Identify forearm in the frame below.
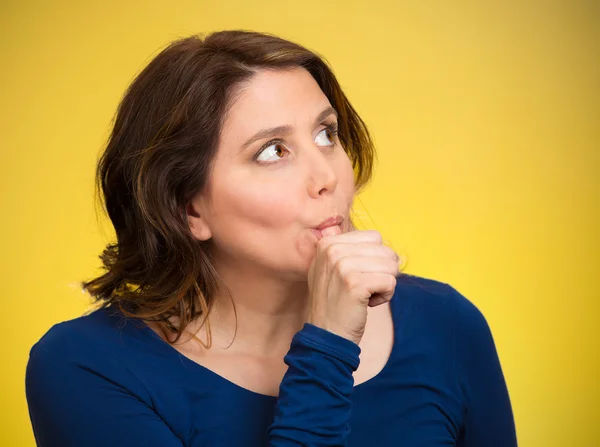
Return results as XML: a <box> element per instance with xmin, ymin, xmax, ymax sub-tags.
<box><xmin>268</xmin><ymin>323</ymin><xmax>361</xmax><ymax>446</ymax></box>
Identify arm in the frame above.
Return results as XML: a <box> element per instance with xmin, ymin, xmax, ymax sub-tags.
<box><xmin>26</xmin><ymin>323</ymin><xmax>360</xmax><ymax>447</ymax></box>
<box><xmin>452</xmin><ymin>287</ymin><xmax>518</xmax><ymax>446</ymax></box>
<box><xmin>268</xmin><ymin>323</ymin><xmax>361</xmax><ymax>446</ymax></box>
<box><xmin>25</xmin><ymin>339</ymin><xmax>184</xmax><ymax>447</ymax></box>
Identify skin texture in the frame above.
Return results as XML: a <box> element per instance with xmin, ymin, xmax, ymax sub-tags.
<box><xmin>190</xmin><ymin>67</ymin><xmax>355</xmax><ymax>278</ymax></box>
<box><xmin>186</xmin><ymin>67</ymin><xmax>357</xmax><ymax>355</ymax></box>
<box><xmin>155</xmin><ymin>67</ymin><xmax>396</xmax><ymax>396</ymax></box>
<box><xmin>307</xmin><ymin>225</ymin><xmax>399</xmax><ymax>344</ymax></box>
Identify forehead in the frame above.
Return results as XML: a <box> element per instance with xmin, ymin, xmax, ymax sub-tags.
<box><xmin>221</xmin><ymin>67</ymin><xmax>331</xmax><ymax>145</ymax></box>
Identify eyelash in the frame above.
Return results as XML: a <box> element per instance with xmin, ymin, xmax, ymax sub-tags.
<box><xmin>253</xmin><ymin>121</ymin><xmax>340</xmax><ymax>164</ymax></box>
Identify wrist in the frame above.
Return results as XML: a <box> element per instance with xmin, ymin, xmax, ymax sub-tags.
<box><xmin>306</xmin><ymin>318</ymin><xmax>362</xmax><ymax>346</ymax></box>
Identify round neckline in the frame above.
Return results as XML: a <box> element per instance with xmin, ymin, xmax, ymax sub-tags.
<box><xmin>121</xmin><ymin>294</ymin><xmax>401</xmax><ymax>400</ymax></box>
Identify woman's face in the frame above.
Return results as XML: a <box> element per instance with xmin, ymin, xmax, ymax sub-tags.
<box><xmin>188</xmin><ymin>67</ymin><xmax>356</xmax><ymax>279</ymax></box>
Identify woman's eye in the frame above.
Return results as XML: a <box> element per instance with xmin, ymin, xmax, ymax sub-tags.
<box><xmin>255</xmin><ymin>124</ymin><xmax>337</xmax><ymax>164</ymax></box>
<box><xmin>255</xmin><ymin>142</ymin><xmax>288</xmax><ymax>163</ymax></box>
<box><xmin>315</xmin><ymin>128</ymin><xmax>335</xmax><ymax>147</ymax></box>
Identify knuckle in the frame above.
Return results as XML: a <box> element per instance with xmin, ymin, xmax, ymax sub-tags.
<box><xmin>324</xmin><ymin>243</ymin><xmax>342</xmax><ymax>262</ymax></box>
<box><xmin>342</xmin><ymin>271</ymin><xmax>358</xmax><ymax>290</ymax></box>
<box><xmin>388</xmin><ymin>258</ymin><xmax>400</xmax><ymax>273</ymax></box>
<box><xmin>316</xmin><ymin>237</ymin><xmax>330</xmax><ymax>251</ymax></box>
<box><xmin>382</xmin><ymin>245</ymin><xmax>396</xmax><ymax>259</ymax></box>
<box><xmin>368</xmin><ymin>230</ymin><xmax>383</xmax><ymax>244</ymax></box>
<box><xmin>334</xmin><ymin>256</ymin><xmax>349</xmax><ymax>276</ymax></box>
<box><xmin>388</xmin><ymin>274</ymin><xmax>397</xmax><ymax>290</ymax></box>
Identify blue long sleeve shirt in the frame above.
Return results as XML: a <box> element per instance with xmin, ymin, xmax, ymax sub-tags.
<box><xmin>25</xmin><ymin>274</ymin><xmax>518</xmax><ymax>446</ymax></box>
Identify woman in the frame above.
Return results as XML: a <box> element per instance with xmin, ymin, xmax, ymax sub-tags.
<box><xmin>25</xmin><ymin>30</ymin><xmax>517</xmax><ymax>446</ymax></box>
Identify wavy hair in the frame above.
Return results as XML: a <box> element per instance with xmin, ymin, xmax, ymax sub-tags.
<box><xmin>81</xmin><ymin>29</ymin><xmax>388</xmax><ymax>347</ymax></box>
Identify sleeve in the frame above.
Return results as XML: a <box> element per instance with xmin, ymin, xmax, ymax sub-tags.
<box><xmin>25</xmin><ymin>336</ymin><xmax>184</xmax><ymax>447</ymax></box>
<box><xmin>268</xmin><ymin>323</ymin><xmax>361</xmax><ymax>446</ymax></box>
<box><xmin>452</xmin><ymin>287</ymin><xmax>518</xmax><ymax>446</ymax></box>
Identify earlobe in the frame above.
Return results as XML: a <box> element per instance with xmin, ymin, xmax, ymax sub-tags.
<box><xmin>186</xmin><ymin>201</ymin><xmax>213</xmax><ymax>241</ymax></box>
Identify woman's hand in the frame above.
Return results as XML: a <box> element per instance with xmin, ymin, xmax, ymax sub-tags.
<box><xmin>307</xmin><ymin>226</ymin><xmax>399</xmax><ymax>345</ymax></box>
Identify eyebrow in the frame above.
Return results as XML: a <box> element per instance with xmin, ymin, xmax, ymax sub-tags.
<box><xmin>240</xmin><ymin>106</ymin><xmax>338</xmax><ymax>151</ymax></box>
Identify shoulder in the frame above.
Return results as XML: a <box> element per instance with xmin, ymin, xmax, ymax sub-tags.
<box><xmin>392</xmin><ymin>272</ymin><xmax>492</xmax><ymax>340</ymax></box>
<box><xmin>393</xmin><ymin>272</ymin><xmax>479</xmax><ymax>313</ymax></box>
<box><xmin>391</xmin><ymin>273</ymin><xmax>501</xmax><ymax>385</ymax></box>
<box><xmin>24</xmin><ymin>308</ymin><xmax>190</xmax><ymax>446</ymax></box>
<box><xmin>26</xmin><ymin>305</ymin><xmax>151</xmax><ymax>397</ymax></box>
<box><xmin>28</xmin><ymin>305</ymin><xmax>135</xmax><ymax>361</ymax></box>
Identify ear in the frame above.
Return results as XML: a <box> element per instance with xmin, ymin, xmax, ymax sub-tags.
<box><xmin>186</xmin><ymin>196</ymin><xmax>213</xmax><ymax>241</ymax></box>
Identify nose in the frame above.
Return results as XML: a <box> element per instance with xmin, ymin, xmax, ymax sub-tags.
<box><xmin>305</xmin><ymin>144</ymin><xmax>339</xmax><ymax>198</ymax></box>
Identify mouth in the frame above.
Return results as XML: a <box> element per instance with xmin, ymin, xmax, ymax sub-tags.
<box><xmin>311</xmin><ymin>215</ymin><xmax>344</xmax><ymax>240</ymax></box>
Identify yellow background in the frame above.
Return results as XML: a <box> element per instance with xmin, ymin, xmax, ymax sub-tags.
<box><xmin>1</xmin><ymin>1</ymin><xmax>598</xmax><ymax>445</ymax></box>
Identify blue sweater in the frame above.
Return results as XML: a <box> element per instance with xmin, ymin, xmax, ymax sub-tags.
<box><xmin>25</xmin><ymin>274</ymin><xmax>517</xmax><ymax>446</ymax></box>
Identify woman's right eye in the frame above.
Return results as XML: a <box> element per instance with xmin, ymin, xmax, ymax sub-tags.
<box><xmin>255</xmin><ymin>141</ymin><xmax>289</xmax><ymax>164</ymax></box>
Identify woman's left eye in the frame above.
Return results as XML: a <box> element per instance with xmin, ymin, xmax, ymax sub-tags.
<box><xmin>315</xmin><ymin>125</ymin><xmax>337</xmax><ymax>147</ymax></box>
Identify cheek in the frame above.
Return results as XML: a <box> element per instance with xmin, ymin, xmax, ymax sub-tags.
<box><xmin>217</xmin><ymin>183</ymin><xmax>299</xmax><ymax>229</ymax></box>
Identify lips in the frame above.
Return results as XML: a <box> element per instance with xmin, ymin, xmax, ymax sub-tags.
<box><xmin>311</xmin><ymin>215</ymin><xmax>344</xmax><ymax>241</ymax></box>
<box><xmin>315</xmin><ymin>215</ymin><xmax>344</xmax><ymax>231</ymax></box>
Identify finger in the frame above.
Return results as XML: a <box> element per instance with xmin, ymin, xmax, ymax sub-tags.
<box><xmin>318</xmin><ymin>229</ymin><xmax>382</xmax><ymax>248</ymax></box>
<box><xmin>311</xmin><ymin>229</ymin><xmax>382</xmax><ymax>282</ymax></box>
<box><xmin>320</xmin><ymin>225</ymin><xmax>343</xmax><ymax>238</ymax></box>
<box><xmin>323</xmin><ymin>243</ymin><xmax>398</xmax><ymax>266</ymax></box>
<box><xmin>349</xmin><ymin>272</ymin><xmax>397</xmax><ymax>304</ymax></box>
<box><xmin>334</xmin><ymin>256</ymin><xmax>400</xmax><ymax>277</ymax></box>
<box><xmin>368</xmin><ymin>294</ymin><xmax>388</xmax><ymax>307</ymax></box>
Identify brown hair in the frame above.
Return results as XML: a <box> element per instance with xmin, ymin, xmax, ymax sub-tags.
<box><xmin>81</xmin><ymin>29</ymin><xmax>381</xmax><ymax>347</ymax></box>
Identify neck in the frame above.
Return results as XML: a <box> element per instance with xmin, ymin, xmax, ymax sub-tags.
<box><xmin>198</xmin><ymin>261</ymin><xmax>311</xmax><ymax>358</ymax></box>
